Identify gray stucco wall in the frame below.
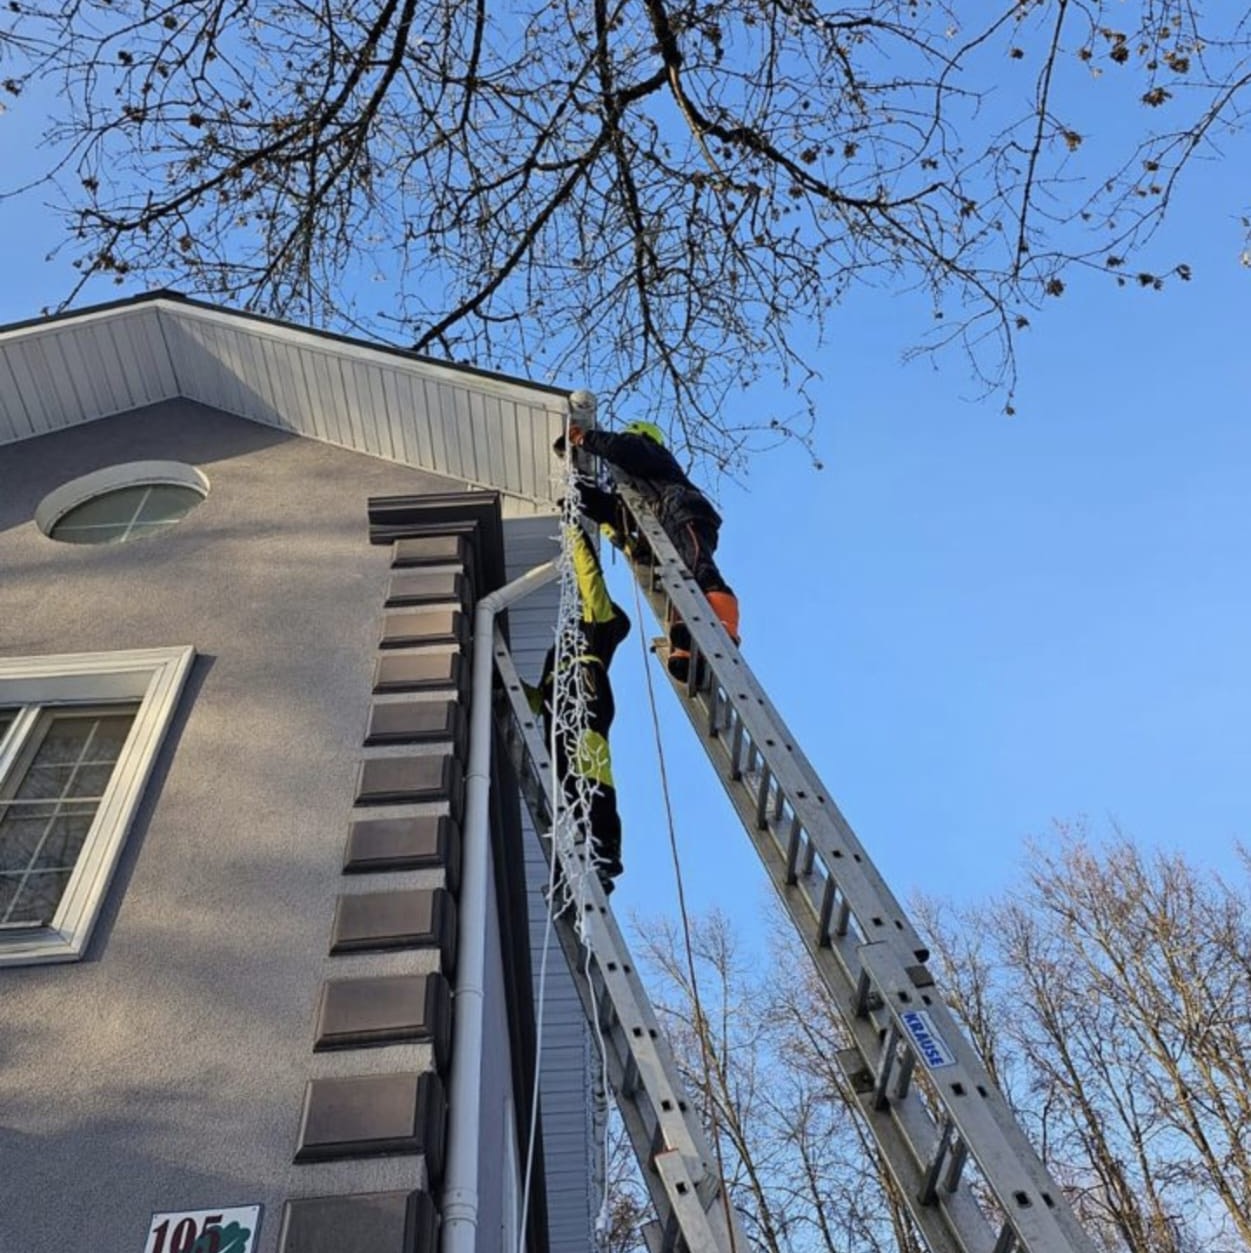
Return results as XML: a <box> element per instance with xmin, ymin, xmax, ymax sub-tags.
<box><xmin>0</xmin><ymin>401</ymin><xmax>503</xmax><ymax>1251</ymax></box>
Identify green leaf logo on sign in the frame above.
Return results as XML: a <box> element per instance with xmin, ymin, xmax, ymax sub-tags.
<box><xmin>190</xmin><ymin>1222</ymin><xmax>252</xmax><ymax>1253</ymax></box>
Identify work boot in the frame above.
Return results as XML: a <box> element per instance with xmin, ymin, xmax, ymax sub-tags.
<box><xmin>598</xmin><ymin>856</ymin><xmax>623</xmax><ymax>897</ymax></box>
<box><xmin>666</xmin><ymin>648</ymin><xmax>709</xmax><ymax>687</ymax></box>
<box><xmin>706</xmin><ymin>591</ymin><xmax>741</xmax><ymax>644</ymax></box>
<box><xmin>666</xmin><ymin>647</ymin><xmax>691</xmax><ymax>682</ymax></box>
<box><xmin>668</xmin><ymin>610</ymin><xmax>691</xmax><ymax>653</ymax></box>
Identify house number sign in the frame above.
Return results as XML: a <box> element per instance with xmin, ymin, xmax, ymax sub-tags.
<box><xmin>143</xmin><ymin>1206</ymin><xmax>261</xmax><ymax>1253</ymax></box>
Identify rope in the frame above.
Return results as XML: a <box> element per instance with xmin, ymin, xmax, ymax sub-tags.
<box><xmin>628</xmin><ymin>567</ymin><xmax>741</xmax><ymax>1253</ymax></box>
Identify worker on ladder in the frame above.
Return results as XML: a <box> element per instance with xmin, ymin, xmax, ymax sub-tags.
<box><xmin>561</xmin><ymin>419</ymin><xmax>740</xmax><ymax>682</ymax></box>
<box><xmin>526</xmin><ymin>523</ymin><xmax>630</xmax><ymax>894</ymax></box>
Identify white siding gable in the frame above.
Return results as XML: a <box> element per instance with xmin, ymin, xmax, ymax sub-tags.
<box><xmin>0</xmin><ymin>297</ymin><xmax>570</xmax><ymax>517</ymax></box>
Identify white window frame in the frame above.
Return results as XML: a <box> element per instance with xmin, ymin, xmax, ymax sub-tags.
<box><xmin>0</xmin><ymin>646</ymin><xmax>194</xmax><ymax>966</ymax></box>
<box><xmin>35</xmin><ymin>460</ymin><xmax>210</xmax><ymax>541</ymax></box>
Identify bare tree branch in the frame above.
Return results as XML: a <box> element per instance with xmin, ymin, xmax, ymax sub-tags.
<box><xmin>4</xmin><ymin>0</ymin><xmax>1250</xmax><ymax>464</ymax></box>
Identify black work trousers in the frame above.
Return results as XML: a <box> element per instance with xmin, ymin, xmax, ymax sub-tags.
<box><xmin>670</xmin><ymin>516</ymin><xmax>732</xmax><ymax>597</ymax></box>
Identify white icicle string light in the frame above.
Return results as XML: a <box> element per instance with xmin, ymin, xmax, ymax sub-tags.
<box><xmin>548</xmin><ymin>468</ymin><xmax>614</xmax><ymax>915</ymax></box>
<box><xmin>550</xmin><ymin>446</ymin><xmax>615</xmax><ymax>1246</ymax></box>
<box><xmin>523</xmin><ymin>442</ymin><xmax>617</xmax><ymax>1253</ymax></box>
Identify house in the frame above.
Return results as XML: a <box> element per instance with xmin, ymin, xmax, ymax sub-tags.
<box><xmin>0</xmin><ymin>291</ymin><xmax>601</xmax><ymax>1253</ymax></box>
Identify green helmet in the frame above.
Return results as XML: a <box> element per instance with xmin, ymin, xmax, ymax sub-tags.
<box><xmin>623</xmin><ymin>419</ymin><xmax>665</xmax><ymax>446</ymax></box>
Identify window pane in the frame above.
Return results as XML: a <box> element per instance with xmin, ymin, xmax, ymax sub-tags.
<box><xmin>124</xmin><ymin>521</ymin><xmax>185</xmax><ymax>538</ymax></box>
<box><xmin>54</xmin><ymin>485</ymin><xmax>151</xmax><ymax>530</ymax></box>
<box><xmin>32</xmin><ymin>811</ymin><xmax>95</xmax><ymax>870</ymax></box>
<box><xmin>0</xmin><ymin>870</ymin><xmax>73</xmax><ymax>927</ymax></box>
<box><xmin>50</xmin><ymin>483</ymin><xmax>204</xmax><ymax>546</ymax></box>
<box><xmin>34</xmin><ymin>713</ymin><xmax>132</xmax><ymax>764</ymax></box>
<box><xmin>0</xmin><ymin>707</ymin><xmax>137</xmax><ymax>926</ymax></box>
<box><xmin>0</xmin><ymin>805</ymin><xmax>94</xmax><ymax>873</ymax></box>
<box><xmin>70</xmin><ymin>765</ymin><xmax>118</xmax><ymax>798</ymax></box>
<box><xmin>136</xmin><ymin>484</ymin><xmax>203</xmax><ymax>524</ymax></box>
<box><xmin>15</xmin><ymin>766</ymin><xmax>73</xmax><ymax>800</ymax></box>
<box><xmin>81</xmin><ymin>713</ymin><xmax>135</xmax><ymax>763</ymax></box>
<box><xmin>14</xmin><ymin>764</ymin><xmax>116</xmax><ymax>801</ymax></box>
<box><xmin>30</xmin><ymin>716</ymin><xmax>97</xmax><ymax>764</ymax></box>
<box><xmin>51</xmin><ymin>524</ymin><xmax>131</xmax><ymax>546</ymax></box>
<box><xmin>0</xmin><ymin>806</ymin><xmax>57</xmax><ymax>869</ymax></box>
<box><xmin>0</xmin><ymin>710</ymin><xmax>16</xmax><ymax>743</ymax></box>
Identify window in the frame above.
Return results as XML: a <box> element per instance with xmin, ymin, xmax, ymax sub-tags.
<box><xmin>50</xmin><ymin>484</ymin><xmax>204</xmax><ymax>545</ymax></box>
<box><xmin>36</xmin><ymin>461</ymin><xmax>209</xmax><ymax>547</ymax></box>
<box><xmin>1</xmin><ymin>706</ymin><xmax>138</xmax><ymax>927</ymax></box>
<box><xmin>0</xmin><ymin>647</ymin><xmax>194</xmax><ymax>966</ymax></box>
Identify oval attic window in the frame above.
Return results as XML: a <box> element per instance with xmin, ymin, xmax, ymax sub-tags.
<box><xmin>37</xmin><ymin>461</ymin><xmax>209</xmax><ymax>546</ymax></box>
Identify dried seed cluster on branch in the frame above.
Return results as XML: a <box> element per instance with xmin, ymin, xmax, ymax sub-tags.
<box><xmin>3</xmin><ymin>0</ymin><xmax>1249</xmax><ymax>464</ymax></box>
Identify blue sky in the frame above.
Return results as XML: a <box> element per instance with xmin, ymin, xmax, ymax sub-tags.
<box><xmin>2</xmin><ymin>86</ymin><xmax>1248</xmax><ymax>950</ymax></box>
<box><xmin>602</xmin><ymin>148</ymin><xmax>1251</xmax><ymax>932</ymax></box>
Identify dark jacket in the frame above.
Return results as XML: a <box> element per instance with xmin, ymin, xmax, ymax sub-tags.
<box><xmin>579</xmin><ymin>430</ymin><xmax>721</xmax><ymax>533</ymax></box>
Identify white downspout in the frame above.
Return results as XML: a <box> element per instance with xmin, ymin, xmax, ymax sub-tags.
<box><xmin>442</xmin><ymin>557</ymin><xmax>559</xmax><ymax>1253</ymax></box>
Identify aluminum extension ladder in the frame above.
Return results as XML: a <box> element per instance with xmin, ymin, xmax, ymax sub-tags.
<box><xmin>582</xmin><ymin>483</ymin><xmax>1100</xmax><ymax>1253</ymax></box>
<box><xmin>494</xmin><ymin>631</ymin><xmax>754</xmax><ymax>1253</ymax></box>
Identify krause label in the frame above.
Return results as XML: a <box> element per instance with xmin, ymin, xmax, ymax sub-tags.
<box><xmin>901</xmin><ymin>1009</ymin><xmax>957</xmax><ymax>1070</ymax></box>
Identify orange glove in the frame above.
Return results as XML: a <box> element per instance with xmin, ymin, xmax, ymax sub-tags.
<box><xmin>568</xmin><ymin>422</ymin><xmax>585</xmax><ymax>446</ymax></box>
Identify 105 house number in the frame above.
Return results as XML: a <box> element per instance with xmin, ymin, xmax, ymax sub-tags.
<box><xmin>145</xmin><ymin>1206</ymin><xmax>260</xmax><ymax>1253</ymax></box>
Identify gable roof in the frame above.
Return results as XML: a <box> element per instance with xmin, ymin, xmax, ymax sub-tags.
<box><xmin>0</xmin><ymin>291</ymin><xmax>570</xmax><ymax>515</ymax></box>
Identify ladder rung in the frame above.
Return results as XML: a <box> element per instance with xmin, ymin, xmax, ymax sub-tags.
<box><xmin>753</xmin><ymin>766</ymin><xmax>772</xmax><ymax>828</ymax></box>
<box><xmin>854</xmin><ymin>968</ymin><xmax>874</xmax><ymax>1018</ymax></box>
<box><xmin>945</xmin><ymin>1137</ymin><xmax>969</xmax><ymax>1194</ymax></box>
<box><xmin>685</xmin><ymin>644</ymin><xmax>701</xmax><ymax>697</ymax></box>
<box><xmin>834</xmin><ymin>896</ymin><xmax>852</xmax><ymax>941</ymax></box>
<box><xmin>728</xmin><ymin>715</ymin><xmax>745</xmax><ymax>779</ymax></box>
<box><xmin>621</xmin><ymin>1051</ymin><xmax>640</xmax><ymax>1099</ymax></box>
<box><xmin>705</xmin><ymin>685</ymin><xmax>719</xmax><ymax>737</ymax></box>
<box><xmin>641</xmin><ymin>1219</ymin><xmax>664</xmax><ymax>1253</ymax></box>
<box><xmin>801</xmin><ymin>830</ymin><xmax>818</xmax><ymax>877</ymax></box>
<box><xmin>893</xmin><ymin>1046</ymin><xmax>916</xmax><ymax>1101</ymax></box>
<box><xmin>993</xmin><ymin>1220</ymin><xmax>1018</xmax><ymax>1253</ymax></box>
<box><xmin>784</xmin><ymin>815</ymin><xmax>803</xmax><ymax>883</ymax></box>
<box><xmin>872</xmin><ymin>1024</ymin><xmax>900</xmax><ymax>1112</ymax></box>
<box><xmin>816</xmin><ymin>877</ymin><xmax>836</xmax><ymax>945</ymax></box>
<box><xmin>921</xmin><ymin>1119</ymin><xmax>955</xmax><ymax>1206</ymax></box>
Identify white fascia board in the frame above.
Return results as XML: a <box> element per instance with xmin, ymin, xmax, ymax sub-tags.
<box><xmin>0</xmin><ymin>301</ymin><xmax>162</xmax><ymax>346</ymax></box>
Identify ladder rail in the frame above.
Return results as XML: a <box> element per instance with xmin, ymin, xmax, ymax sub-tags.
<box><xmin>608</xmin><ymin>485</ymin><xmax>1098</xmax><ymax>1253</ymax></box>
<box><xmin>492</xmin><ymin>629</ymin><xmax>752</xmax><ymax>1253</ymax></box>
<box><xmin>621</xmin><ymin>490</ymin><xmax>931</xmax><ymax>972</ymax></box>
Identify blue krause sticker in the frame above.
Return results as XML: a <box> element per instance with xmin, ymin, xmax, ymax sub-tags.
<box><xmin>901</xmin><ymin>1009</ymin><xmax>957</xmax><ymax>1069</ymax></box>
